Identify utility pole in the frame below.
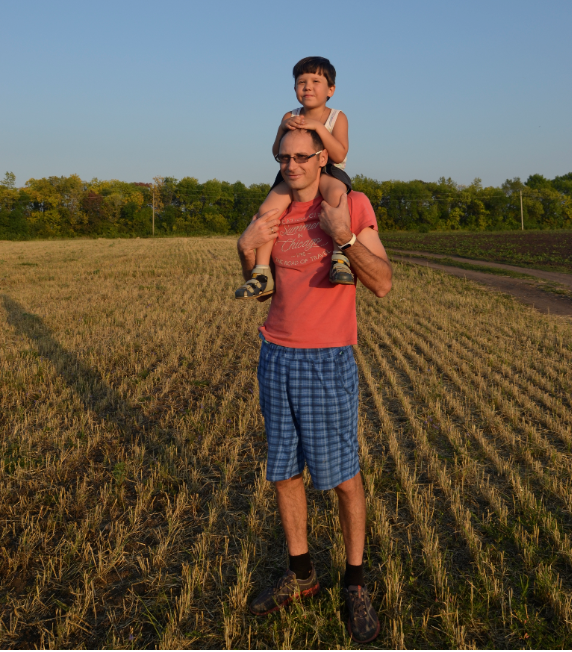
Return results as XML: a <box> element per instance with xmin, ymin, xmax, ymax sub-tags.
<box><xmin>152</xmin><ymin>188</ymin><xmax>155</xmax><ymax>237</ymax></box>
<box><xmin>520</xmin><ymin>190</ymin><xmax>524</xmax><ymax>230</ymax></box>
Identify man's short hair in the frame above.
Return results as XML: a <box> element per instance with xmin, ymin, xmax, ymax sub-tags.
<box><xmin>293</xmin><ymin>56</ymin><xmax>336</xmax><ymax>88</ymax></box>
<box><xmin>280</xmin><ymin>128</ymin><xmax>324</xmax><ymax>153</ymax></box>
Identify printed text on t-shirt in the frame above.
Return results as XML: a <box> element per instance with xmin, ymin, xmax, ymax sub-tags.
<box><xmin>274</xmin><ymin>211</ymin><xmax>333</xmax><ymax>268</ymax></box>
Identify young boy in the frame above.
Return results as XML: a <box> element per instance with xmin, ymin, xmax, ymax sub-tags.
<box><xmin>235</xmin><ymin>56</ymin><xmax>352</xmax><ymax>299</ymax></box>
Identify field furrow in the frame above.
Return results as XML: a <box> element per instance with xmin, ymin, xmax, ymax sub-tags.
<box><xmin>383</xmin><ymin>316</ymin><xmax>572</xmax><ymax>558</ymax></box>
<box><xmin>402</xmin><ymin>309</ymin><xmax>572</xmax><ymax>444</ymax></box>
<box><xmin>395</xmin><ymin>317</ymin><xmax>572</xmax><ymax>516</ymax></box>
<box><xmin>356</xmin><ymin>347</ymin><xmax>481</xmax><ymax>648</ymax></box>
<box><xmin>366</xmin><ymin>296</ymin><xmax>572</xmax><ymax>499</ymax></box>
<box><xmin>359</xmin><ymin>313</ymin><xmax>572</xmax><ymax>625</ymax></box>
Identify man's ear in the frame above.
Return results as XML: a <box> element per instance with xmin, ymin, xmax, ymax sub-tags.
<box><xmin>319</xmin><ymin>149</ymin><xmax>328</xmax><ymax>167</ymax></box>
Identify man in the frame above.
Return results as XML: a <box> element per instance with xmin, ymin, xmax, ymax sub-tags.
<box><xmin>237</xmin><ymin>128</ymin><xmax>392</xmax><ymax>643</ymax></box>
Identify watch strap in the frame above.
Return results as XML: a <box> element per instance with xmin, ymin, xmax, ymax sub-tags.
<box><xmin>340</xmin><ymin>233</ymin><xmax>357</xmax><ymax>250</ymax></box>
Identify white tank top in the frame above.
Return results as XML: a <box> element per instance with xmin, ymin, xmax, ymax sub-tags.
<box><xmin>291</xmin><ymin>107</ymin><xmax>347</xmax><ymax>170</ymax></box>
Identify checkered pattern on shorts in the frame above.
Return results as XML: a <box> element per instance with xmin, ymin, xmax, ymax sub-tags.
<box><xmin>257</xmin><ymin>336</ymin><xmax>360</xmax><ymax>491</ymax></box>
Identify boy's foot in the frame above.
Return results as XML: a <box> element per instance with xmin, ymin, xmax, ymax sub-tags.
<box><xmin>329</xmin><ymin>253</ymin><xmax>354</xmax><ymax>285</ymax></box>
<box><xmin>344</xmin><ymin>585</ymin><xmax>380</xmax><ymax>643</ymax></box>
<box><xmin>249</xmin><ymin>566</ymin><xmax>320</xmax><ymax>616</ymax></box>
<box><xmin>235</xmin><ymin>265</ymin><xmax>275</xmax><ymax>299</ymax></box>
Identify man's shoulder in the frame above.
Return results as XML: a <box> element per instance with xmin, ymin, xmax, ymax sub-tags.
<box><xmin>348</xmin><ymin>191</ymin><xmax>373</xmax><ymax>211</ymax></box>
<box><xmin>348</xmin><ymin>191</ymin><xmax>378</xmax><ymax>233</ymax></box>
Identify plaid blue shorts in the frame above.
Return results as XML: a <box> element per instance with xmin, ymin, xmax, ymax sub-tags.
<box><xmin>257</xmin><ymin>335</ymin><xmax>360</xmax><ymax>490</ymax></box>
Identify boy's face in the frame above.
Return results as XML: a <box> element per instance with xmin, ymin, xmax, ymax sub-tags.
<box><xmin>295</xmin><ymin>72</ymin><xmax>335</xmax><ymax>108</ymax></box>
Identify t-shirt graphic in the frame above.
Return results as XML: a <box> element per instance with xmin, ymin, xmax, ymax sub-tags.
<box><xmin>274</xmin><ymin>208</ymin><xmax>333</xmax><ymax>269</ymax></box>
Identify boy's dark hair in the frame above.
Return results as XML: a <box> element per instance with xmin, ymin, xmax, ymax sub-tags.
<box><xmin>293</xmin><ymin>56</ymin><xmax>336</xmax><ymax>88</ymax></box>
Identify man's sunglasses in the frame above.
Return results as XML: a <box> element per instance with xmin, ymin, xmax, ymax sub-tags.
<box><xmin>274</xmin><ymin>150</ymin><xmax>323</xmax><ymax>165</ymax></box>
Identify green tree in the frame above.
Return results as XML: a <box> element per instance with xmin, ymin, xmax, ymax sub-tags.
<box><xmin>525</xmin><ymin>174</ymin><xmax>552</xmax><ymax>191</ymax></box>
<box><xmin>552</xmin><ymin>173</ymin><xmax>572</xmax><ymax>196</ymax></box>
<box><xmin>0</xmin><ymin>171</ymin><xmax>570</xmax><ymax>240</ymax></box>
<box><xmin>1</xmin><ymin>172</ymin><xmax>16</xmax><ymax>189</ymax></box>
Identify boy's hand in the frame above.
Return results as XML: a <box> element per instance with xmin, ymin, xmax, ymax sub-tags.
<box><xmin>281</xmin><ymin>115</ymin><xmax>306</xmax><ymax>132</ymax></box>
<box><xmin>296</xmin><ymin>117</ymin><xmax>322</xmax><ymax>131</ymax></box>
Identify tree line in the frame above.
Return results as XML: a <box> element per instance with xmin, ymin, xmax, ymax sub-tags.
<box><xmin>1</xmin><ymin>170</ymin><xmax>571</xmax><ymax>239</ymax></box>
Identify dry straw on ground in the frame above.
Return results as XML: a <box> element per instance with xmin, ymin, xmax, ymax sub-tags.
<box><xmin>1</xmin><ymin>237</ymin><xmax>572</xmax><ymax>649</ymax></box>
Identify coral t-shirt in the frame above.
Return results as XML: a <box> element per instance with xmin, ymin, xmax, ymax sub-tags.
<box><xmin>259</xmin><ymin>192</ymin><xmax>378</xmax><ymax>348</ymax></box>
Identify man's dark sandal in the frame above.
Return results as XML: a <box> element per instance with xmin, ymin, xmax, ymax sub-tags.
<box><xmin>249</xmin><ymin>567</ymin><xmax>320</xmax><ymax>616</ymax></box>
<box><xmin>330</xmin><ymin>254</ymin><xmax>354</xmax><ymax>285</ymax></box>
<box><xmin>344</xmin><ymin>585</ymin><xmax>380</xmax><ymax>643</ymax></box>
<box><xmin>235</xmin><ymin>272</ymin><xmax>274</xmax><ymax>299</ymax></box>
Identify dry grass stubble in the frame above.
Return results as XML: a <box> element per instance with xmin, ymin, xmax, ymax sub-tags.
<box><xmin>1</xmin><ymin>237</ymin><xmax>571</xmax><ymax>648</ymax></box>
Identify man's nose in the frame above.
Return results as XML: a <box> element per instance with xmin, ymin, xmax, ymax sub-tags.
<box><xmin>285</xmin><ymin>158</ymin><xmax>297</xmax><ymax>171</ymax></box>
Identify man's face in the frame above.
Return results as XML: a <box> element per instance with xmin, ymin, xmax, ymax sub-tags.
<box><xmin>278</xmin><ymin>130</ymin><xmax>327</xmax><ymax>191</ymax></box>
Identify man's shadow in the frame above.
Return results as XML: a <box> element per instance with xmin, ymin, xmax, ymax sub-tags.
<box><xmin>2</xmin><ymin>294</ymin><xmax>149</xmax><ymax>442</ymax></box>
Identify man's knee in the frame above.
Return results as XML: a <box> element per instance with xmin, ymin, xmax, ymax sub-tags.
<box><xmin>333</xmin><ymin>472</ymin><xmax>363</xmax><ymax>498</ymax></box>
<box><xmin>275</xmin><ymin>473</ymin><xmax>304</xmax><ymax>493</ymax></box>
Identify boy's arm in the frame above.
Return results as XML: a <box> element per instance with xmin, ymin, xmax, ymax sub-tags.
<box><xmin>272</xmin><ymin>112</ymin><xmax>305</xmax><ymax>157</ymax></box>
<box><xmin>302</xmin><ymin>111</ymin><xmax>348</xmax><ymax>164</ymax></box>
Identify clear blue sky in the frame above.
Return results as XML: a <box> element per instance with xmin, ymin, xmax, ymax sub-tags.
<box><xmin>2</xmin><ymin>0</ymin><xmax>571</xmax><ymax>188</ymax></box>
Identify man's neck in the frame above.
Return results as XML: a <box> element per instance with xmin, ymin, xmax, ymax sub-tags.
<box><xmin>291</xmin><ymin>179</ymin><xmax>321</xmax><ymax>203</ymax></box>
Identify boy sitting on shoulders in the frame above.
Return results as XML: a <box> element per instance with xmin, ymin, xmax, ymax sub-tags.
<box><xmin>236</xmin><ymin>56</ymin><xmax>353</xmax><ymax>299</ymax></box>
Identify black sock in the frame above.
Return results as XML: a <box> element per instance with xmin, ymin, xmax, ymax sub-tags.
<box><xmin>289</xmin><ymin>552</ymin><xmax>312</xmax><ymax>580</ymax></box>
<box><xmin>344</xmin><ymin>562</ymin><xmax>365</xmax><ymax>588</ymax></box>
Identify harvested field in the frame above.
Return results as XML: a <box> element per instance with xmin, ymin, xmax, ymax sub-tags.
<box><xmin>1</xmin><ymin>237</ymin><xmax>572</xmax><ymax>649</ymax></box>
<box><xmin>381</xmin><ymin>231</ymin><xmax>572</xmax><ymax>273</ymax></box>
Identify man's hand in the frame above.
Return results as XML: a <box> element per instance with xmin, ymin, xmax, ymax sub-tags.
<box><xmin>237</xmin><ymin>208</ymin><xmax>281</xmax><ymax>283</ymax></box>
<box><xmin>319</xmin><ymin>193</ymin><xmax>353</xmax><ymax>247</ymax></box>
<box><xmin>320</xmin><ymin>193</ymin><xmax>393</xmax><ymax>298</ymax></box>
<box><xmin>238</xmin><ymin>208</ymin><xmax>281</xmax><ymax>253</ymax></box>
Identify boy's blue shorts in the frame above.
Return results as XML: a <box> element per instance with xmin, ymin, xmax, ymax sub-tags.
<box><xmin>257</xmin><ymin>335</ymin><xmax>360</xmax><ymax>491</ymax></box>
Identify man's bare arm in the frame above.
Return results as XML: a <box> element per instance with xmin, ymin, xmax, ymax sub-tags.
<box><xmin>319</xmin><ymin>194</ymin><xmax>392</xmax><ymax>298</ymax></box>
<box><xmin>344</xmin><ymin>228</ymin><xmax>392</xmax><ymax>297</ymax></box>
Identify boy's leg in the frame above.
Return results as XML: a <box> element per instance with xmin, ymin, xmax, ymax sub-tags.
<box><xmin>235</xmin><ymin>183</ymin><xmax>291</xmax><ymax>299</ymax></box>
<box><xmin>319</xmin><ymin>175</ymin><xmax>347</xmax><ymax>248</ymax></box>
<box><xmin>255</xmin><ymin>183</ymin><xmax>291</xmax><ymax>265</ymax></box>
<box><xmin>319</xmin><ymin>175</ymin><xmax>354</xmax><ymax>285</ymax></box>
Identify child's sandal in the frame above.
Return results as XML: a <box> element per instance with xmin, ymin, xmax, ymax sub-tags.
<box><xmin>235</xmin><ymin>266</ymin><xmax>275</xmax><ymax>299</ymax></box>
<box><xmin>329</xmin><ymin>253</ymin><xmax>354</xmax><ymax>285</ymax></box>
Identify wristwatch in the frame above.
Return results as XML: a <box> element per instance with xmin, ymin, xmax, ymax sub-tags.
<box><xmin>339</xmin><ymin>233</ymin><xmax>357</xmax><ymax>251</ymax></box>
